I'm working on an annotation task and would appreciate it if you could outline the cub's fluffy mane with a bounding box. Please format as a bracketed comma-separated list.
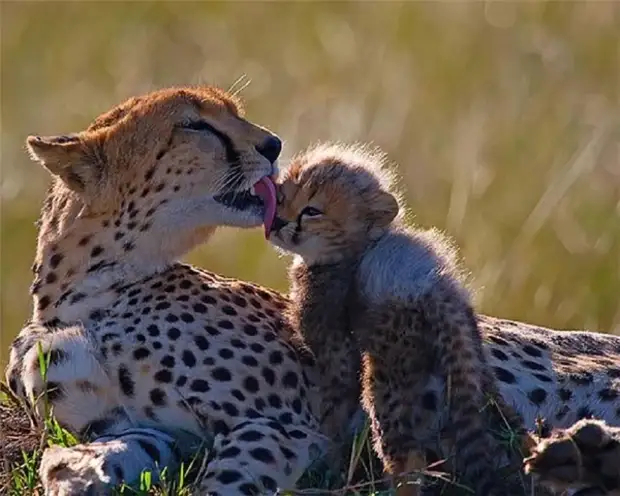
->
[358, 225, 474, 306]
[285, 141, 475, 304]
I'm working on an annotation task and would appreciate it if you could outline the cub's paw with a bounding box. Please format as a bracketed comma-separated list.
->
[39, 444, 117, 496]
[524, 419, 620, 494]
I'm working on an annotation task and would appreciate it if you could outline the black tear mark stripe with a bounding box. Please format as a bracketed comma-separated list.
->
[180, 120, 241, 170]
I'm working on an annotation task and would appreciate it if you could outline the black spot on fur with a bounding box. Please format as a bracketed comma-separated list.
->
[243, 376, 260, 393]
[133, 347, 151, 360]
[38, 295, 51, 311]
[212, 367, 232, 381]
[180, 313, 194, 323]
[250, 447, 275, 464]
[149, 388, 166, 406]
[528, 388, 547, 405]
[167, 327, 180, 340]
[219, 348, 234, 359]
[289, 429, 307, 439]
[239, 430, 264, 442]
[90, 246, 104, 257]
[282, 371, 298, 389]
[118, 365, 135, 397]
[154, 369, 173, 383]
[250, 343, 264, 353]
[534, 373, 553, 383]
[190, 379, 210, 392]
[262, 367, 276, 386]
[161, 355, 175, 368]
[50, 253, 64, 269]
[494, 366, 517, 384]
[182, 350, 196, 367]
[219, 320, 234, 330]
[194, 335, 209, 350]
[242, 355, 258, 367]
[522, 360, 546, 371]
[147, 324, 160, 337]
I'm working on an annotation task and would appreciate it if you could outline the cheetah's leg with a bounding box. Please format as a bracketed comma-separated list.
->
[196, 416, 328, 495]
[6, 324, 195, 494]
[524, 419, 620, 495]
[39, 428, 194, 496]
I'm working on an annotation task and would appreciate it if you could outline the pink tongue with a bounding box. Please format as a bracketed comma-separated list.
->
[254, 176, 277, 238]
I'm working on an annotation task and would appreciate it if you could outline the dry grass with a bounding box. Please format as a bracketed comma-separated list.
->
[0, 384, 41, 493]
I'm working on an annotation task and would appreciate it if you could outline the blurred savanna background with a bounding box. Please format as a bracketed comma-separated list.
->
[1, 1, 619, 370]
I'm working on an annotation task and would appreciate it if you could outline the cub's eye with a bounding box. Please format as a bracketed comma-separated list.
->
[300, 206, 323, 218]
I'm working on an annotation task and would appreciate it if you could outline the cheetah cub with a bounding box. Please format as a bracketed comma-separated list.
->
[267, 143, 514, 495]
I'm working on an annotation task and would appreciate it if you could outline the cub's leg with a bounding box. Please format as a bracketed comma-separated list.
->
[524, 419, 620, 495]
[5, 324, 192, 494]
[360, 350, 432, 496]
[196, 415, 328, 495]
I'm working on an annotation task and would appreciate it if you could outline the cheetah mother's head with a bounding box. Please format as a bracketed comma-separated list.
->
[27, 86, 279, 250]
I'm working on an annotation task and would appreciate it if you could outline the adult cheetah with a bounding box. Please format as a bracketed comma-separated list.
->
[6, 86, 326, 495]
[5, 85, 620, 495]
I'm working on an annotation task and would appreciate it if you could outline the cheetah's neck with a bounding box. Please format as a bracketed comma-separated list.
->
[30, 191, 215, 325]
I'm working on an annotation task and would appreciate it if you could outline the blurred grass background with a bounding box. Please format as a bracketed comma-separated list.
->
[1, 1, 618, 369]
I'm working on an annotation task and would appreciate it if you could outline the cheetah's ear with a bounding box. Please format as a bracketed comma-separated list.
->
[26, 134, 102, 193]
[370, 190, 399, 228]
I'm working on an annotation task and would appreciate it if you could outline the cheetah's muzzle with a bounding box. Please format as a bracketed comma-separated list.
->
[214, 176, 277, 237]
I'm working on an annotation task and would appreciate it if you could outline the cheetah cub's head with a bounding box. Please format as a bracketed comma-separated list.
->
[268, 143, 401, 265]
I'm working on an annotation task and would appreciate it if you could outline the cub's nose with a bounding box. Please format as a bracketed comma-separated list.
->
[256, 136, 282, 164]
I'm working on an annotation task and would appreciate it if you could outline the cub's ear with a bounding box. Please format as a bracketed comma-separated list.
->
[370, 190, 399, 228]
[26, 134, 101, 193]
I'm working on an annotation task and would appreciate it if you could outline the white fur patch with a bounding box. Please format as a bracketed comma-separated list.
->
[357, 225, 469, 305]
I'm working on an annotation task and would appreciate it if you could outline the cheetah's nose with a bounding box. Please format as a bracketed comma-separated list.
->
[256, 136, 282, 164]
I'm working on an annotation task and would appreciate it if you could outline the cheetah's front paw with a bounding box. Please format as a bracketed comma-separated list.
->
[523, 419, 620, 495]
[39, 445, 117, 496]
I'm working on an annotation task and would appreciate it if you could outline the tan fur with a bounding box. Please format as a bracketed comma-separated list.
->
[271, 142, 525, 495]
